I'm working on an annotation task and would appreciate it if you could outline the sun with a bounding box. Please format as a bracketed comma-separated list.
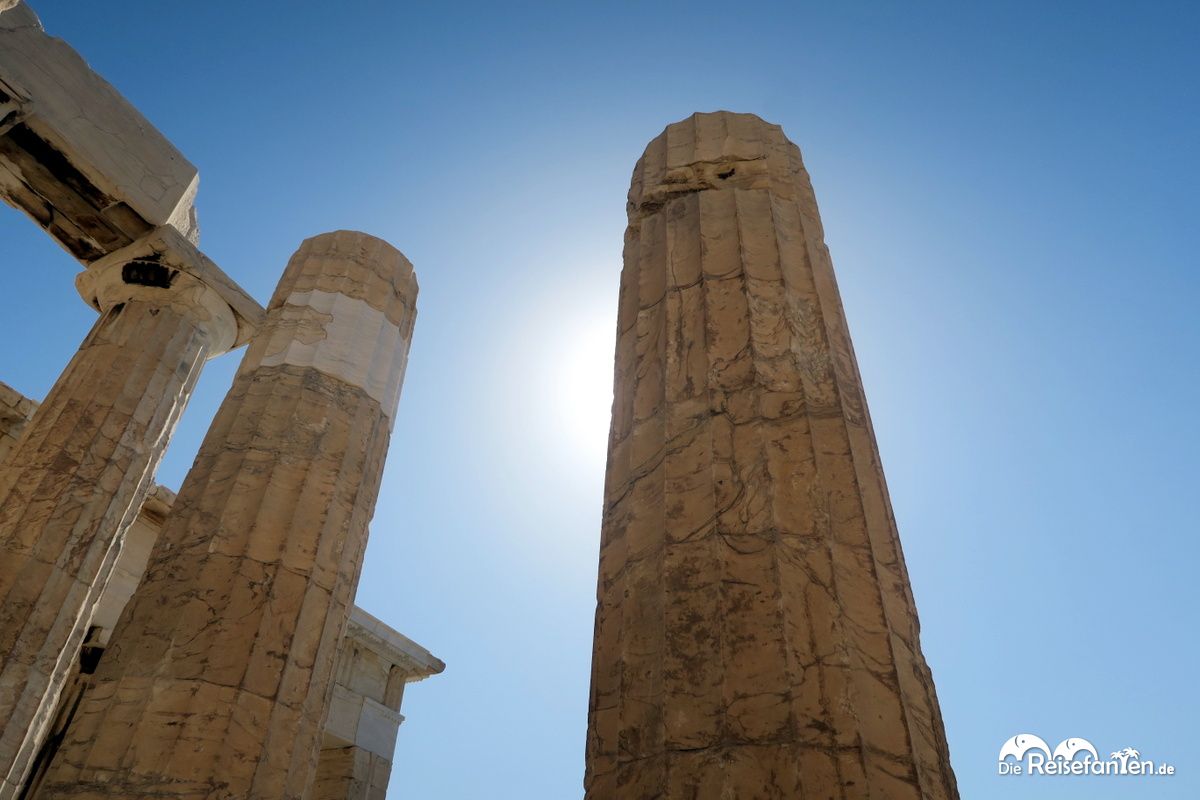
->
[553, 315, 615, 460]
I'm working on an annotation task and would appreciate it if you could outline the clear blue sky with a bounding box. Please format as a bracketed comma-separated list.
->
[1, 2, 1197, 798]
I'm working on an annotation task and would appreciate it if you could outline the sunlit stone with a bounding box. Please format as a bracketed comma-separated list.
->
[585, 111, 959, 799]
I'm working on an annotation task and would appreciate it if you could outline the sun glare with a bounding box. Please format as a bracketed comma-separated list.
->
[553, 317, 615, 460]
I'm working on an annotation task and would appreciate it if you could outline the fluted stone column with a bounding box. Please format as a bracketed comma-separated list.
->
[35, 231, 417, 800]
[585, 112, 958, 799]
[0, 229, 257, 800]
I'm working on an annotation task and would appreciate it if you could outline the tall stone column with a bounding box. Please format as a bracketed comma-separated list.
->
[35, 231, 418, 800]
[0, 228, 257, 800]
[585, 112, 958, 799]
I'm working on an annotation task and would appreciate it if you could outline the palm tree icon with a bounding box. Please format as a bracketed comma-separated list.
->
[1111, 747, 1140, 774]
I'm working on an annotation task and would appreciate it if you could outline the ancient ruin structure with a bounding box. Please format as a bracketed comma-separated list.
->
[0, 4, 441, 799]
[585, 112, 958, 798]
[33, 231, 419, 798]
[2, 2, 962, 798]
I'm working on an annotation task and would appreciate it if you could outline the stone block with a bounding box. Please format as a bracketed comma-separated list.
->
[0, 2, 198, 261]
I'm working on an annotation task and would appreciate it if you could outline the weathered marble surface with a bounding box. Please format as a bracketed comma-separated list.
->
[0, 382, 35, 465]
[585, 112, 958, 799]
[12, 485, 174, 800]
[0, 242, 253, 800]
[314, 607, 443, 800]
[35, 231, 418, 800]
[0, 2, 199, 260]
[78, 225, 265, 349]
[0, 395, 443, 799]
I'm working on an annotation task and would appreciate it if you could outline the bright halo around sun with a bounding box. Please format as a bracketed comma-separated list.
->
[553, 314, 615, 461]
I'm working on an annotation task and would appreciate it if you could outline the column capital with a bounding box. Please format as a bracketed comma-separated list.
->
[75, 226, 265, 354]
